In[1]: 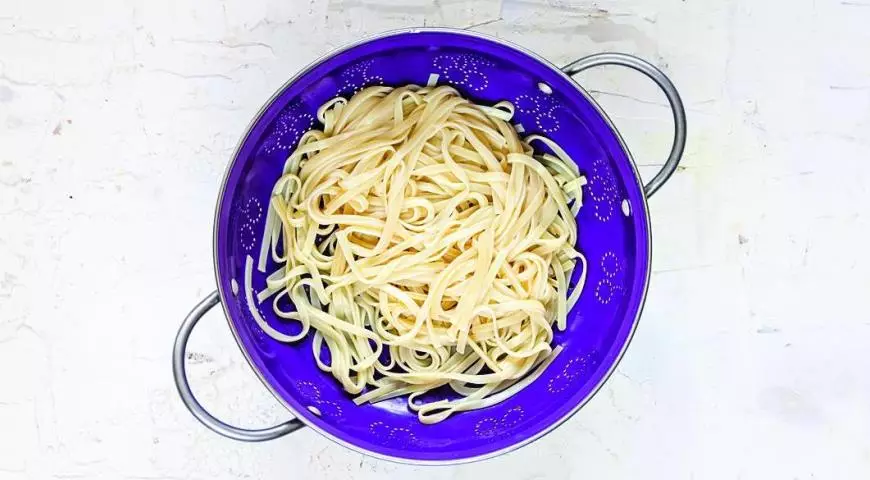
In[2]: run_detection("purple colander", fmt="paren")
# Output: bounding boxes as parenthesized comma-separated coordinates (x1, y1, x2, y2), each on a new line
(172, 28, 686, 464)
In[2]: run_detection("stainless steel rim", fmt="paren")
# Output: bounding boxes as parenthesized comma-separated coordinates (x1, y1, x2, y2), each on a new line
(204, 27, 672, 465)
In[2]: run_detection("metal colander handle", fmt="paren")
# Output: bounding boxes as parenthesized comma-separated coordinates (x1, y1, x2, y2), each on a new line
(562, 53, 687, 198)
(172, 291, 304, 441)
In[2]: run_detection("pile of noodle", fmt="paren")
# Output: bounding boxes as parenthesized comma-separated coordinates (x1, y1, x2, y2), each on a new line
(246, 85, 587, 424)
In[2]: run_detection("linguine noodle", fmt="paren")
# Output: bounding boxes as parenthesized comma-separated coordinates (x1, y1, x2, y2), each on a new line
(247, 85, 587, 424)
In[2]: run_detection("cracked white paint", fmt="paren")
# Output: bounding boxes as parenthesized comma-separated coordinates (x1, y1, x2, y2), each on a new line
(1, 0, 869, 479)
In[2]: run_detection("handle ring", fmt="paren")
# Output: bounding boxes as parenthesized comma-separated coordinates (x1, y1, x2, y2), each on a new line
(173, 291, 303, 441)
(563, 52, 687, 197)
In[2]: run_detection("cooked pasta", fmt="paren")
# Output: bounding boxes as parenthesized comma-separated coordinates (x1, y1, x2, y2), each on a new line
(249, 84, 587, 424)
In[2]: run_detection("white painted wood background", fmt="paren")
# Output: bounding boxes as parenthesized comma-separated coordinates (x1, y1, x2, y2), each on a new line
(1, 0, 868, 478)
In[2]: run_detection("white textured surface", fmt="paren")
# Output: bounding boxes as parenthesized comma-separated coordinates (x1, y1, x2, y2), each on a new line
(2, 0, 869, 478)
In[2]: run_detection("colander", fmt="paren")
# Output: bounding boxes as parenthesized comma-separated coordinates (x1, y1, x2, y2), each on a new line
(172, 28, 686, 464)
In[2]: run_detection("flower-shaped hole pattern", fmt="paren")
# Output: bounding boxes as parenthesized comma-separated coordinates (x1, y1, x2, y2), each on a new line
(340, 59, 385, 96)
(237, 196, 263, 252)
(513, 91, 565, 135)
(293, 381, 345, 420)
(260, 103, 315, 156)
(547, 352, 600, 394)
(433, 53, 495, 93)
(369, 421, 421, 447)
(595, 251, 625, 305)
(585, 158, 622, 222)
(474, 406, 525, 439)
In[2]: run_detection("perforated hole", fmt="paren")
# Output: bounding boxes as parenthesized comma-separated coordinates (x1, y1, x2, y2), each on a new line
(307, 406, 322, 416)
(621, 199, 631, 216)
(537, 82, 552, 94)
(230, 279, 239, 296)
